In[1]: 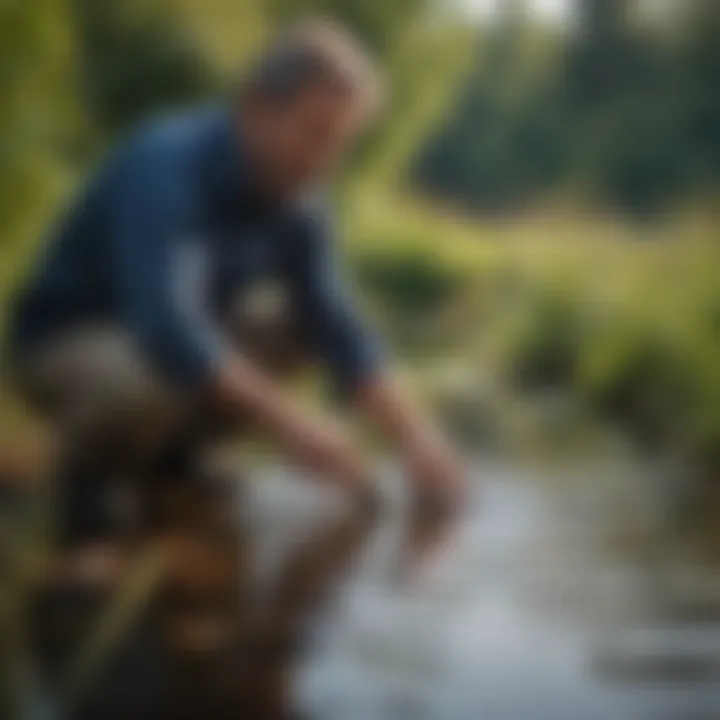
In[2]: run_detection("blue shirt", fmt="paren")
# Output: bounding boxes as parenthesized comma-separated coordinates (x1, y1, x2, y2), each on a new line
(10, 107, 383, 395)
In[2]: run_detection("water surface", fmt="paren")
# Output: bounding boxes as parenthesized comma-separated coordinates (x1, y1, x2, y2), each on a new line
(242, 462, 720, 720)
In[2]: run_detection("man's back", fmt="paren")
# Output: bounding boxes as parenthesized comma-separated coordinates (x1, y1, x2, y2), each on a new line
(9, 108, 222, 357)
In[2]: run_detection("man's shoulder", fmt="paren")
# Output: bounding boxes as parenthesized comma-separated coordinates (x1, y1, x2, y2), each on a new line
(100, 106, 226, 213)
(118, 106, 221, 175)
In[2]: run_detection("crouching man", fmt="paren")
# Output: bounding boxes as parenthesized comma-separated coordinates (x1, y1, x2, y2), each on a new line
(8, 21, 466, 550)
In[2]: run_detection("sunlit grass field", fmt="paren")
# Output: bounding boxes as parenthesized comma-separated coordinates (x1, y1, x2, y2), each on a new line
(344, 191, 720, 474)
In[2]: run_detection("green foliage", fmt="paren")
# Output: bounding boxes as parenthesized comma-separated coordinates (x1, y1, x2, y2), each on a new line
(0, 0, 76, 249)
(354, 244, 466, 317)
(415, 0, 720, 217)
(73, 0, 215, 143)
(473, 231, 719, 472)
(351, 192, 720, 474)
(581, 326, 698, 446)
(506, 290, 582, 392)
(415, 20, 563, 214)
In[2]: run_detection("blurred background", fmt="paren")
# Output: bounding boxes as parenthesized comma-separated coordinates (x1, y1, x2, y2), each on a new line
(1, 1, 719, 718)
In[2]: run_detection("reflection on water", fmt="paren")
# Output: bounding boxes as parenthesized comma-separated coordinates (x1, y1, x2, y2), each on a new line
(269, 464, 720, 720)
(35, 462, 720, 719)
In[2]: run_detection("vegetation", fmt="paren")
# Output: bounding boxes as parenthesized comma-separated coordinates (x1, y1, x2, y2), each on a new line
(416, 0, 720, 218)
(347, 194, 720, 478)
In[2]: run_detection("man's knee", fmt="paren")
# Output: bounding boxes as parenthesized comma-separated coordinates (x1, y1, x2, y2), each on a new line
(16, 327, 185, 452)
(14, 289, 311, 450)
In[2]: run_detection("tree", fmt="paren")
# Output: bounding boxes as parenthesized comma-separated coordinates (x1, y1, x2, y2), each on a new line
(72, 0, 214, 143)
(0, 0, 76, 251)
(413, 0, 720, 217)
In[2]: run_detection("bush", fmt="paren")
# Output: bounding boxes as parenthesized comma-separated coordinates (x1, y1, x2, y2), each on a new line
(505, 290, 583, 392)
(352, 241, 471, 351)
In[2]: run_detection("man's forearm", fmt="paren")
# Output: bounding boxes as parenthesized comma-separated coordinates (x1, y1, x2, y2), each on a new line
(354, 371, 466, 505)
(210, 354, 312, 440)
(354, 372, 444, 453)
(208, 354, 370, 488)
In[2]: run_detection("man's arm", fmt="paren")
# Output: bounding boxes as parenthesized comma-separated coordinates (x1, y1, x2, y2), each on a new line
(111, 147, 231, 390)
(355, 373, 466, 506)
(209, 356, 370, 489)
(111, 147, 369, 489)
(287, 210, 466, 507)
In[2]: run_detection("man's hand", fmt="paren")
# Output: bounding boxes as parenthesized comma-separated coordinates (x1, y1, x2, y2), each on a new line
(355, 373, 469, 512)
(211, 355, 371, 491)
(405, 439, 467, 514)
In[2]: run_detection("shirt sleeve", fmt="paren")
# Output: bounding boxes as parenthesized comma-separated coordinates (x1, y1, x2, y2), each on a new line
(110, 144, 231, 390)
(286, 207, 386, 399)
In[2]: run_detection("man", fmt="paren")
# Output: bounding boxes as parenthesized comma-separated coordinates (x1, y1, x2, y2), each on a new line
(9, 21, 465, 545)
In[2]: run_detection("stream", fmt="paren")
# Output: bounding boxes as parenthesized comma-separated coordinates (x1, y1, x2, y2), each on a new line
(241, 459, 720, 720)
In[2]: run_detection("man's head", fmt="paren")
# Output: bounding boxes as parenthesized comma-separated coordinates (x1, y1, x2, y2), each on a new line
(236, 20, 383, 198)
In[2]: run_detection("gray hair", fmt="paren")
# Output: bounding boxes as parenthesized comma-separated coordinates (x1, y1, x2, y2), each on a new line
(238, 20, 383, 115)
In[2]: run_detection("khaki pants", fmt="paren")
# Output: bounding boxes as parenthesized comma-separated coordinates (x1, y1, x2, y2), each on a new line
(15, 289, 307, 461)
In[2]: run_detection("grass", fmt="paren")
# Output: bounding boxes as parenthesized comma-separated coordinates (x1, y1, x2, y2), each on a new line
(342, 189, 720, 476)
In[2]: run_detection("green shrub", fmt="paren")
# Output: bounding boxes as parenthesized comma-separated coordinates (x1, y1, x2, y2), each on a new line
(353, 243, 469, 320)
(581, 328, 702, 448)
(505, 290, 583, 392)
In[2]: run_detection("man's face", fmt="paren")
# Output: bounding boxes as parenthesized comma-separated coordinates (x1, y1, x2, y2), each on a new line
(243, 84, 365, 198)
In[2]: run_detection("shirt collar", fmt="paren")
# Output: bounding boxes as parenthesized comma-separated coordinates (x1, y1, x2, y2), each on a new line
(204, 104, 311, 220)
(203, 106, 251, 211)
